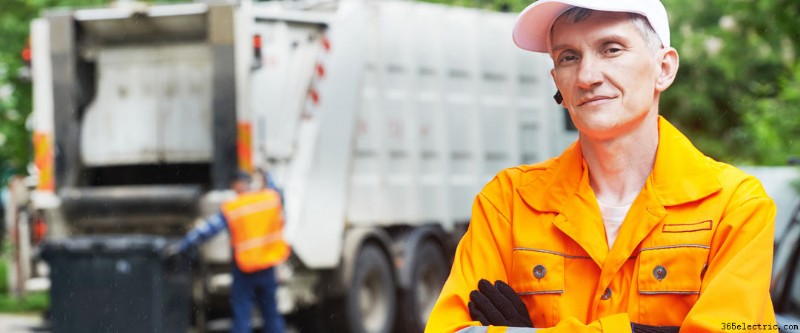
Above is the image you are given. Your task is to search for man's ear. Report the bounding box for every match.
[655,47,679,92]
[550,68,565,106]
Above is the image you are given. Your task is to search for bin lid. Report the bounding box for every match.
[41,235,169,255]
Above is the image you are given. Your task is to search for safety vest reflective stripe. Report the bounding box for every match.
[225,199,281,221]
[233,230,284,253]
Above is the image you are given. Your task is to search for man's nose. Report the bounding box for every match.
[576,55,603,89]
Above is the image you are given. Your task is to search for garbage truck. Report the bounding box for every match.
[26,0,576,332]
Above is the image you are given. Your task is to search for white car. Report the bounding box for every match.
[771,201,800,332]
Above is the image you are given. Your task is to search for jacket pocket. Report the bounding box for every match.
[510,248,565,327]
[638,244,708,293]
[637,244,709,325]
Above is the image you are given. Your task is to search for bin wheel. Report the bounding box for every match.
[346,243,397,333]
[399,240,448,332]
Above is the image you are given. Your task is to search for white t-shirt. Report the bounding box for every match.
[597,199,632,249]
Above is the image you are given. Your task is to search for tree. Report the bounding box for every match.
[660,0,800,165]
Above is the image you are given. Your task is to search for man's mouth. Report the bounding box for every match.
[578,96,614,106]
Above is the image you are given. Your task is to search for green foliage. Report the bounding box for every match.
[0,260,7,294]
[0,0,107,184]
[0,291,50,313]
[0,259,48,314]
[659,0,800,165]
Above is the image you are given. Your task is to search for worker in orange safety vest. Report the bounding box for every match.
[167,170,290,333]
[425,0,777,332]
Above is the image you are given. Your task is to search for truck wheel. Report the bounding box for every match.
[399,240,448,332]
[347,243,396,333]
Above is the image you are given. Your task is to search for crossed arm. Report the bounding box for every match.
[425,188,776,333]
[466,279,679,333]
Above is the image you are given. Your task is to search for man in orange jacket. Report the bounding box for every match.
[425,0,777,332]
[167,170,290,333]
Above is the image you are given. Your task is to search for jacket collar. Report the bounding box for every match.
[648,117,722,205]
[518,116,722,213]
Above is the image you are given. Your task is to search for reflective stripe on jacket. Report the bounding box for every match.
[222,189,290,273]
[425,117,776,333]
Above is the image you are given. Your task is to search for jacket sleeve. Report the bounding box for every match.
[425,188,516,333]
[178,212,228,252]
[534,314,631,333]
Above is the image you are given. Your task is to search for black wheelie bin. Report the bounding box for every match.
[41,235,194,333]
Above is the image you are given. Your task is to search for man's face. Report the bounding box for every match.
[232,179,249,194]
[549,11,661,140]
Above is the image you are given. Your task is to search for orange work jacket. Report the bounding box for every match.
[221,189,290,273]
[426,117,776,332]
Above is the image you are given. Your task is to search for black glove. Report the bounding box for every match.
[468,279,533,327]
[631,323,680,333]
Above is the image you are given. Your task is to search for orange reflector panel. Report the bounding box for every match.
[33,132,54,192]
[237,122,253,173]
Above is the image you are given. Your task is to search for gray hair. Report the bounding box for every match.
[551,7,663,54]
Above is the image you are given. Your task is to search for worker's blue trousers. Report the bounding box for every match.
[231,266,285,333]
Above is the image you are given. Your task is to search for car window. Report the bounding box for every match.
[776,224,800,277]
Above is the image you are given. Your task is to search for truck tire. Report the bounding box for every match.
[346,243,397,333]
[398,240,448,332]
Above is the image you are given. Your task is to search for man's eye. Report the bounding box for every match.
[606,47,622,54]
[559,55,578,63]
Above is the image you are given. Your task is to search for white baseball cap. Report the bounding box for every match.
[512,0,671,53]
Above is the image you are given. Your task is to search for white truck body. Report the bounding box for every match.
[254,0,574,268]
[29,0,576,331]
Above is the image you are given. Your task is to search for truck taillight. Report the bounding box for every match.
[253,34,262,60]
[22,48,32,64]
[251,34,263,70]
[22,37,32,64]
[19,37,33,81]
[33,217,47,244]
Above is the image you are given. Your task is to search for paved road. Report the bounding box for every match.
[0,314,47,333]
[0,313,303,333]
[0,313,306,333]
